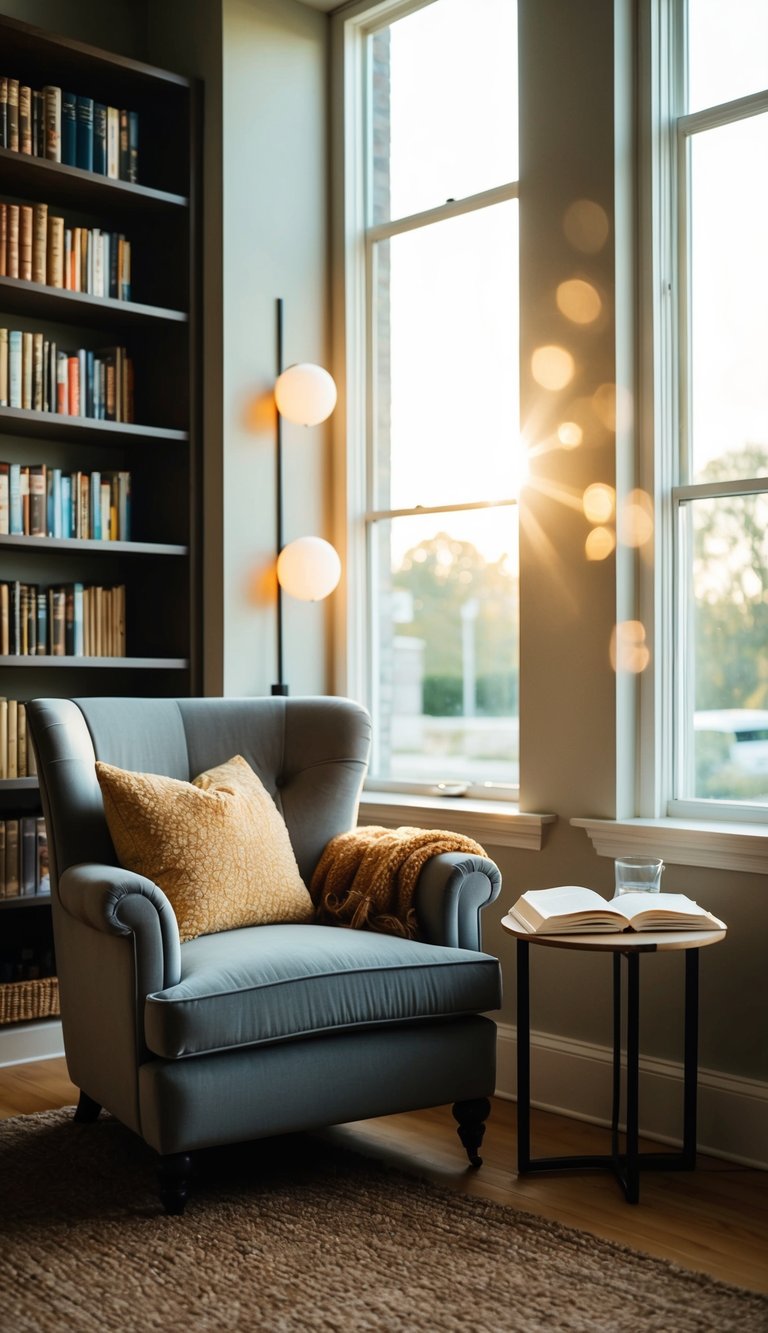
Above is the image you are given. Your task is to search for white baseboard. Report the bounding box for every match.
[0,1020,64,1069]
[495,1021,768,1169]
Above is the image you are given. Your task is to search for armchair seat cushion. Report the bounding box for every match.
[144,923,501,1059]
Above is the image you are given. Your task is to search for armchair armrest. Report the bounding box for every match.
[414,852,502,951]
[58,863,182,992]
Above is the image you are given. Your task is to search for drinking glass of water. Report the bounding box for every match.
[614,856,664,895]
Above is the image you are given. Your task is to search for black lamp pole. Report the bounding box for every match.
[272,297,288,696]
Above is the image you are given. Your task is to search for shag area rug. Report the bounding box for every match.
[0,1109,765,1333]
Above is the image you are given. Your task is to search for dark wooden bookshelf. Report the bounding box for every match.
[0,12,201,1026]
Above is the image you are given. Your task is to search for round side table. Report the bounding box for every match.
[500,916,727,1203]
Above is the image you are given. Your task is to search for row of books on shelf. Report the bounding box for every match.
[0,76,139,182]
[0,580,126,657]
[0,200,132,299]
[0,331,134,421]
[0,815,49,899]
[0,699,35,779]
[0,463,131,541]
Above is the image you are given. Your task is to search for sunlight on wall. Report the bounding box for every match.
[556,278,602,324]
[562,198,610,254]
[531,344,575,391]
[585,526,616,560]
[582,482,615,524]
[610,619,650,674]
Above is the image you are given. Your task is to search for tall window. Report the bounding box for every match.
[661,0,768,816]
[341,0,521,795]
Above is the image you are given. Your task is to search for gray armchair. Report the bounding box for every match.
[27,695,502,1213]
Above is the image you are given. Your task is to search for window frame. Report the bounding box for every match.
[331,0,521,803]
[639,0,768,828]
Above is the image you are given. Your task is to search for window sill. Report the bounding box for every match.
[571,817,768,875]
[359,792,557,851]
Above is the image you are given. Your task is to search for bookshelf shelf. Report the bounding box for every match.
[0,894,50,911]
[0,408,188,447]
[0,12,201,1013]
[0,656,189,669]
[0,147,189,215]
[0,276,187,330]
[0,535,188,556]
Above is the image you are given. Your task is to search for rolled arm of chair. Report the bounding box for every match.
[58,863,182,991]
[415,852,502,951]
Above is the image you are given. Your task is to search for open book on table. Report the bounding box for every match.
[508,886,726,935]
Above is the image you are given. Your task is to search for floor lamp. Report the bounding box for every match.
[271,297,341,696]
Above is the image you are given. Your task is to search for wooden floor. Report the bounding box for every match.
[2,1057,767,1296]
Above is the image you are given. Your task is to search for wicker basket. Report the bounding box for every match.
[0,976,60,1025]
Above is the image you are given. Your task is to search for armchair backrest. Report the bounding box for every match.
[26,696,372,899]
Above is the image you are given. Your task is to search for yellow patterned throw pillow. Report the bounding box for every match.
[95,754,314,943]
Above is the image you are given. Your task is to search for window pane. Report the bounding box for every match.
[689,113,768,484]
[373,202,520,510]
[688,0,768,113]
[680,493,768,804]
[370,0,518,225]
[370,508,519,786]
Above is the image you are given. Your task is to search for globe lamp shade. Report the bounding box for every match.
[275,363,337,426]
[276,536,341,602]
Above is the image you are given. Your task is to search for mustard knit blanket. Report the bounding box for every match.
[310,824,487,939]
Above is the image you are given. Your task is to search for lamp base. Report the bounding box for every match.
[271,683,289,696]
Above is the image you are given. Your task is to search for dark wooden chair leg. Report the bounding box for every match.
[158,1152,193,1215]
[452,1097,491,1167]
[73,1090,102,1123]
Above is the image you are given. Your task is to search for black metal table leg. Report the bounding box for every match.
[682,947,699,1169]
[624,950,641,1203]
[516,938,531,1172]
[511,936,710,1203]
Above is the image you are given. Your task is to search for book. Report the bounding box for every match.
[76,95,94,170]
[19,204,33,280]
[61,90,77,165]
[36,816,49,894]
[20,815,36,894]
[43,85,61,162]
[0,77,7,149]
[0,203,5,277]
[507,886,726,935]
[5,817,19,896]
[6,202,18,278]
[93,102,107,174]
[7,78,18,152]
[32,202,48,284]
[18,84,31,154]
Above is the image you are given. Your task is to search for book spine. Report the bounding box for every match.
[0,76,7,150]
[29,463,46,537]
[8,332,22,409]
[32,202,48,284]
[19,84,32,155]
[32,88,43,157]
[56,351,68,415]
[118,108,129,180]
[6,203,19,279]
[7,79,18,153]
[35,590,46,653]
[0,584,8,656]
[32,332,44,412]
[106,106,119,179]
[0,463,8,533]
[43,85,62,163]
[68,355,80,417]
[36,817,49,894]
[5,819,19,896]
[19,466,29,534]
[93,103,107,174]
[7,699,17,774]
[61,89,77,166]
[21,331,32,409]
[0,203,5,278]
[8,464,21,535]
[76,95,94,171]
[127,110,139,183]
[20,816,36,894]
[17,702,27,774]
[0,699,6,778]
[19,205,33,281]
[47,215,64,288]
[0,329,7,408]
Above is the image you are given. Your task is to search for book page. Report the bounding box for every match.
[614,892,703,920]
[522,886,612,918]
